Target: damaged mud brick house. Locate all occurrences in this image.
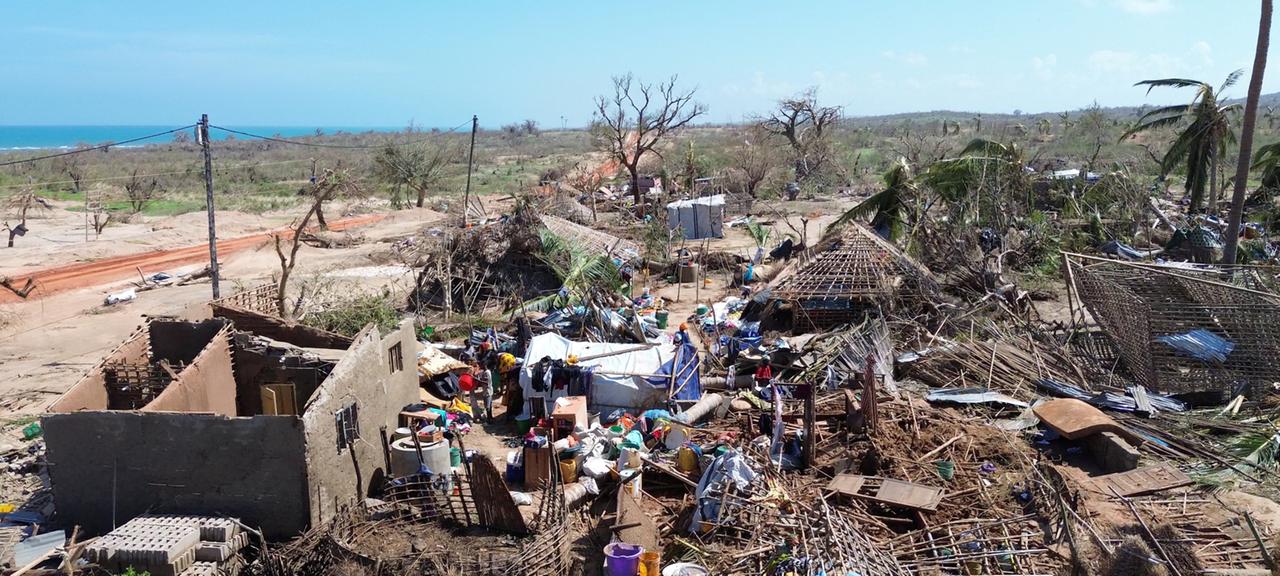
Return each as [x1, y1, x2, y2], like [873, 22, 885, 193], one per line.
[39, 286, 418, 539]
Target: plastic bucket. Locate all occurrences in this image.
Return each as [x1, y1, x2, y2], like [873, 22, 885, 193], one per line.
[450, 447, 462, 467]
[676, 447, 699, 474]
[559, 458, 578, 483]
[655, 311, 669, 329]
[506, 462, 523, 483]
[604, 542, 643, 576]
[662, 564, 709, 576]
[935, 460, 955, 481]
[639, 550, 661, 576]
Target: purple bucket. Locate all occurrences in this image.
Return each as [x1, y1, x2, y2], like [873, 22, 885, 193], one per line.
[604, 542, 643, 576]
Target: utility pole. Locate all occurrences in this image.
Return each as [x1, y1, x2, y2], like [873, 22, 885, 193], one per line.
[462, 115, 478, 227]
[199, 114, 220, 299]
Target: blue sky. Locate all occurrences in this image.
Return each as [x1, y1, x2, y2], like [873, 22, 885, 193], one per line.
[1, 0, 1273, 127]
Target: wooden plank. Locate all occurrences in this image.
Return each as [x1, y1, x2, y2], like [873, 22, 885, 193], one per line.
[826, 474, 942, 511]
[826, 473, 867, 496]
[1093, 463, 1191, 497]
[260, 386, 278, 416]
[876, 479, 942, 511]
[614, 487, 659, 551]
[470, 457, 529, 534]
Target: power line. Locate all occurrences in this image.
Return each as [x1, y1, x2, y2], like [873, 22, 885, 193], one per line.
[0, 125, 197, 167]
[208, 119, 473, 149]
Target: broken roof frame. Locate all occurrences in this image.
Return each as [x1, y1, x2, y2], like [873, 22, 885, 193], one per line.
[772, 223, 937, 329]
[1064, 252, 1280, 397]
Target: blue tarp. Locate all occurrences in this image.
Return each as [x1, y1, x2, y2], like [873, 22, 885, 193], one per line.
[647, 342, 702, 401]
[1155, 328, 1234, 363]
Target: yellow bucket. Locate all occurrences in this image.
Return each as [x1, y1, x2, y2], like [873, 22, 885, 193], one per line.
[677, 447, 699, 474]
[559, 458, 578, 483]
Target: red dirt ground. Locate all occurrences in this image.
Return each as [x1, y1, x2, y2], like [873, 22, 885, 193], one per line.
[0, 214, 385, 303]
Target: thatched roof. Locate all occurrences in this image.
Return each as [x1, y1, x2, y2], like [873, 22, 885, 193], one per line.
[540, 214, 640, 261]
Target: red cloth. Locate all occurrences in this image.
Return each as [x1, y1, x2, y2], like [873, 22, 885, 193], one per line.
[459, 372, 475, 392]
[754, 365, 772, 381]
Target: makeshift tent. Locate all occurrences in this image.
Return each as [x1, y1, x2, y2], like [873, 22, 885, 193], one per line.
[666, 195, 725, 240]
[646, 342, 701, 402]
[518, 333, 698, 416]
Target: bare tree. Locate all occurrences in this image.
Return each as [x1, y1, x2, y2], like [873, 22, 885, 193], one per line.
[758, 87, 841, 183]
[726, 126, 779, 198]
[124, 168, 163, 214]
[521, 119, 540, 136]
[55, 152, 86, 194]
[889, 131, 951, 169]
[3, 188, 46, 247]
[274, 170, 362, 319]
[592, 73, 707, 208]
[373, 139, 460, 208]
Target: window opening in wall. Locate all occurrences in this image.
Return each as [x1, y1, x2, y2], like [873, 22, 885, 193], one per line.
[388, 343, 404, 374]
[335, 403, 359, 451]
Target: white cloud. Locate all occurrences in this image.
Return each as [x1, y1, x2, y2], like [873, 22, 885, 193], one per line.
[1191, 40, 1213, 66]
[881, 50, 928, 66]
[1032, 54, 1058, 80]
[1116, 0, 1172, 14]
[1087, 41, 1212, 78]
[749, 71, 798, 98]
[1088, 50, 1178, 75]
[944, 74, 982, 90]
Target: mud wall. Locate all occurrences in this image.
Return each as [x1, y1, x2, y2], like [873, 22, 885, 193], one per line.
[144, 327, 237, 415]
[301, 320, 418, 528]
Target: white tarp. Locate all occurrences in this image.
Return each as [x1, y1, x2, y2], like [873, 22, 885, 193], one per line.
[666, 194, 725, 240]
[519, 333, 675, 417]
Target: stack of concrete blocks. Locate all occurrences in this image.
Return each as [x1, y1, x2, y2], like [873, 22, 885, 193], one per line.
[85, 515, 249, 576]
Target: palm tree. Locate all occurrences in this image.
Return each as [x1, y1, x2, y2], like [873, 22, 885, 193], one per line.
[518, 229, 624, 313]
[1222, 0, 1272, 265]
[1251, 141, 1280, 193]
[829, 158, 918, 242]
[1122, 71, 1244, 213]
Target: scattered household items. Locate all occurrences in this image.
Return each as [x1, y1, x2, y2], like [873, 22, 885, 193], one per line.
[17, 187, 1280, 576]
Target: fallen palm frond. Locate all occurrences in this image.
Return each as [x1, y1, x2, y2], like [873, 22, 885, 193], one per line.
[517, 229, 624, 313]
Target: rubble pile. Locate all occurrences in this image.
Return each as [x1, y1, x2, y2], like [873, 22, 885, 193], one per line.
[9, 194, 1280, 576]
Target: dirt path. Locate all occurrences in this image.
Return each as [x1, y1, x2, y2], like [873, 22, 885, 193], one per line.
[0, 214, 385, 303]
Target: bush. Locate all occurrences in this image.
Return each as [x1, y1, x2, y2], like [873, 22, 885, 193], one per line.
[301, 292, 402, 337]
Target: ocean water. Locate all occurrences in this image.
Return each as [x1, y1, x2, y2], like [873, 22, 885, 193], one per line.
[0, 125, 402, 150]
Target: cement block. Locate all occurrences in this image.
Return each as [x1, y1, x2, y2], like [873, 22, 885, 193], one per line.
[1087, 431, 1140, 473]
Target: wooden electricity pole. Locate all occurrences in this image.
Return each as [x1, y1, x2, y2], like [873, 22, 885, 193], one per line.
[462, 115, 478, 227]
[199, 114, 221, 299]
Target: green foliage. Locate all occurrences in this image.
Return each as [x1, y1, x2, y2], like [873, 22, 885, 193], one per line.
[1018, 210, 1063, 278]
[640, 217, 674, 266]
[830, 157, 917, 242]
[1122, 71, 1243, 212]
[301, 292, 402, 337]
[120, 567, 151, 576]
[519, 229, 624, 313]
[1252, 141, 1280, 192]
[744, 218, 772, 249]
[1230, 431, 1280, 472]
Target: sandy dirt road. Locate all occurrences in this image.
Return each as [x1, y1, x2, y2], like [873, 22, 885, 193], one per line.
[0, 214, 385, 304]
